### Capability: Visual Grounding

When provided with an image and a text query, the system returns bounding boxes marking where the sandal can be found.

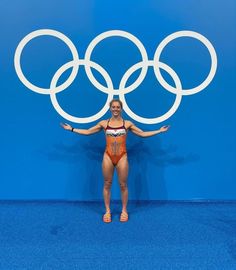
[103,211,112,223]
[120,211,129,222]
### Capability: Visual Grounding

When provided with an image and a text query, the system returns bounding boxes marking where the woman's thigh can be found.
[116,154,129,185]
[102,153,115,181]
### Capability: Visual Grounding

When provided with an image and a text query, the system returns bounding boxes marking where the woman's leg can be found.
[102,153,115,213]
[116,154,129,214]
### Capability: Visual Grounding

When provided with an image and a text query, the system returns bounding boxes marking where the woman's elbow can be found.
[137,132,145,137]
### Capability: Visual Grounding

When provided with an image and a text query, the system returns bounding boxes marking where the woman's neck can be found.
[111,115,122,121]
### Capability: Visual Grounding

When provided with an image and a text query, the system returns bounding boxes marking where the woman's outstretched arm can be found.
[128,121,170,137]
[60,121,105,135]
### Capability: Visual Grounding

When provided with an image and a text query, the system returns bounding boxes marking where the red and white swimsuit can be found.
[105,119,127,166]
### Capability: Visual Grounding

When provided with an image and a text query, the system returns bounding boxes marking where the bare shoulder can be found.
[124,120,133,129]
[98,120,108,129]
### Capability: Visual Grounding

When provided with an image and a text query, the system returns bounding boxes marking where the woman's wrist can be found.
[71,127,74,132]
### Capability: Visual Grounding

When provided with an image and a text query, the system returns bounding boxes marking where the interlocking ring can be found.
[119,61,182,124]
[84,30,149,95]
[50,59,113,123]
[14,29,218,124]
[14,29,80,95]
[153,31,217,95]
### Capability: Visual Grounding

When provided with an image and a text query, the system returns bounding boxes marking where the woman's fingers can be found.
[60,122,70,129]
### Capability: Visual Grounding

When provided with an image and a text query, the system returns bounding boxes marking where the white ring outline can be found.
[14,29,79,95]
[50,59,113,123]
[119,61,182,124]
[14,29,218,124]
[154,30,217,95]
[84,30,149,95]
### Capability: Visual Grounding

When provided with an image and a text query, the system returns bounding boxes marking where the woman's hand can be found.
[160,125,170,133]
[60,123,72,131]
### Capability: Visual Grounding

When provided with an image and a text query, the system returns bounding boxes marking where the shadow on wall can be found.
[44,132,199,200]
[43,132,105,200]
[127,134,199,200]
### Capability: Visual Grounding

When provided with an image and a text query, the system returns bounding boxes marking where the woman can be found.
[61,99,170,223]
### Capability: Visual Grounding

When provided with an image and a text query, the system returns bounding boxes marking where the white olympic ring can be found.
[50,59,113,123]
[84,30,149,95]
[154,31,217,95]
[119,61,182,124]
[14,29,80,95]
[14,29,218,124]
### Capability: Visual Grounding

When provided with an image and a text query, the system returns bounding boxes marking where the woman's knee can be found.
[104,179,112,190]
[119,182,128,192]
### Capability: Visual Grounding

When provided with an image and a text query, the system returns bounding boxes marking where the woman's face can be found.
[110,101,122,117]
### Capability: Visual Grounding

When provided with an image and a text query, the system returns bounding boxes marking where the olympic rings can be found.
[14,29,218,124]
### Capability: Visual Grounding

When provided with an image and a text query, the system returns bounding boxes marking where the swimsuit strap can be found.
[106,118,126,129]
[106,119,111,129]
[123,119,126,128]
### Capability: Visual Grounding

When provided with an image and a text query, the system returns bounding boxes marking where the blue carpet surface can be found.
[0,201,235,270]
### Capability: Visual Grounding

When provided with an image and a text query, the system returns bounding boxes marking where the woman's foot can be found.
[103,211,112,223]
[120,211,129,222]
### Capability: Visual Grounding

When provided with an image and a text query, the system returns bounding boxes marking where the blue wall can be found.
[0,0,235,200]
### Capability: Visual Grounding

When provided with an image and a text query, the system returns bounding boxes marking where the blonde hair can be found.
[109,99,123,109]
